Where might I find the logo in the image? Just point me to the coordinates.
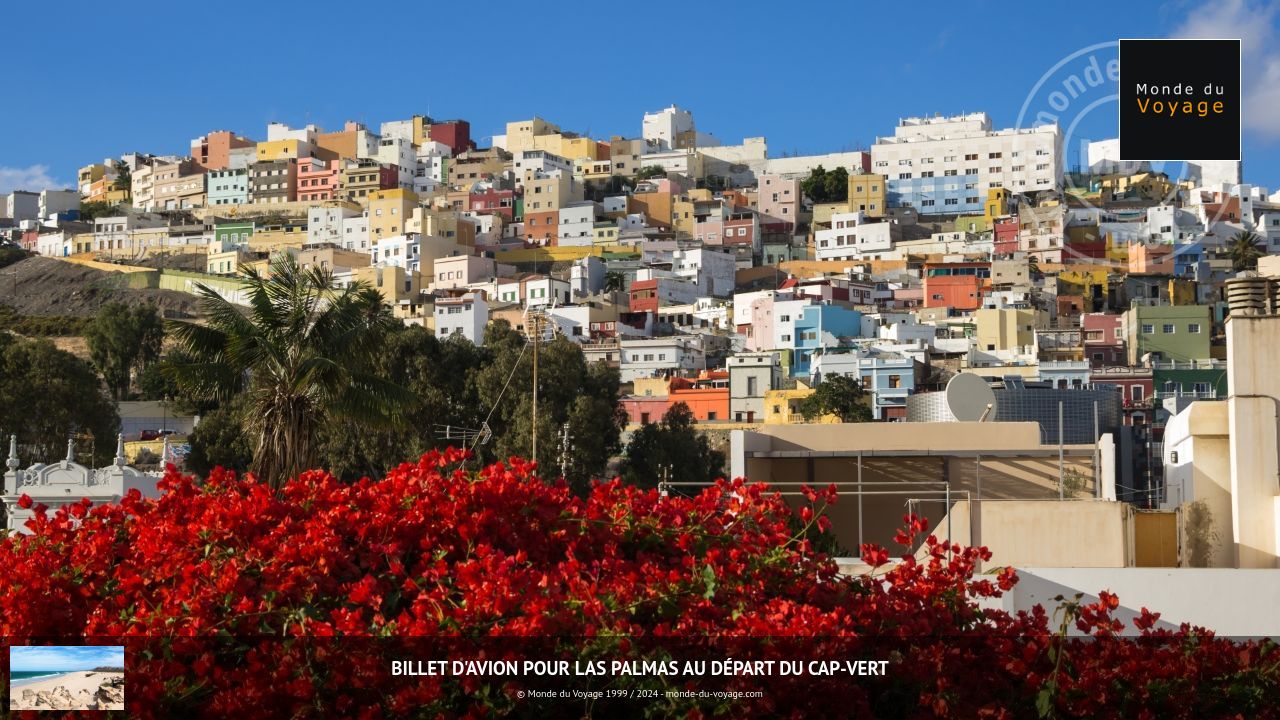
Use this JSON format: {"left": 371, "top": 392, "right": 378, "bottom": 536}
{"left": 1120, "top": 39, "right": 1241, "bottom": 161}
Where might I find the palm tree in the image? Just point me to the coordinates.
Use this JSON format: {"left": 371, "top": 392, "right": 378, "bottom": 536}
{"left": 165, "top": 254, "right": 409, "bottom": 488}
{"left": 1227, "top": 230, "right": 1265, "bottom": 271}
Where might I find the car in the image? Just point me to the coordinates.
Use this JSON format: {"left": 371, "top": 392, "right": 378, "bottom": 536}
{"left": 138, "top": 429, "right": 179, "bottom": 441}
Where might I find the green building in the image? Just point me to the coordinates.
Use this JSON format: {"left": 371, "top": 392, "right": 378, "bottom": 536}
{"left": 213, "top": 221, "right": 254, "bottom": 248}
{"left": 1123, "top": 305, "right": 1211, "bottom": 365}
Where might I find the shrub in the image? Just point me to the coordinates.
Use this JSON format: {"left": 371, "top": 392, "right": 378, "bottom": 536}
{"left": 0, "top": 452, "right": 1276, "bottom": 718}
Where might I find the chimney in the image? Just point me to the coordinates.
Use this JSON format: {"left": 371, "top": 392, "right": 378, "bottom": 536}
{"left": 1224, "top": 274, "right": 1275, "bottom": 317}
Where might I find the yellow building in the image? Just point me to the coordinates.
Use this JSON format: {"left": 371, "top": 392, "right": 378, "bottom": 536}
{"left": 593, "top": 223, "right": 620, "bottom": 245}
{"left": 984, "top": 188, "right": 1012, "bottom": 220}
{"left": 368, "top": 188, "right": 419, "bottom": 241}
{"left": 1056, "top": 266, "right": 1110, "bottom": 296}
{"left": 256, "top": 139, "right": 312, "bottom": 162}
{"left": 1099, "top": 172, "right": 1175, "bottom": 202}
{"left": 504, "top": 118, "right": 562, "bottom": 156}
{"left": 78, "top": 163, "right": 109, "bottom": 196}
{"left": 763, "top": 384, "right": 840, "bottom": 425}
{"left": 846, "top": 173, "right": 886, "bottom": 217}
{"left": 974, "top": 308, "right": 1042, "bottom": 352}
{"left": 248, "top": 223, "right": 308, "bottom": 254}
{"left": 354, "top": 264, "right": 424, "bottom": 306}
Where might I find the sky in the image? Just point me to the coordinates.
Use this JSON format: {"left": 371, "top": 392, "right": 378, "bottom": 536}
{"left": 2, "top": 0, "right": 1278, "bottom": 193}
{"left": 10, "top": 646, "right": 124, "bottom": 672}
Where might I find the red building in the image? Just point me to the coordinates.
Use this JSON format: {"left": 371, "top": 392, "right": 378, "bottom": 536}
{"left": 1082, "top": 313, "right": 1126, "bottom": 367}
{"left": 470, "top": 188, "right": 516, "bottom": 220}
{"left": 429, "top": 120, "right": 472, "bottom": 156}
{"left": 629, "top": 279, "right": 659, "bottom": 313}
{"left": 993, "top": 216, "right": 1019, "bottom": 255}
{"left": 922, "top": 262, "right": 989, "bottom": 311}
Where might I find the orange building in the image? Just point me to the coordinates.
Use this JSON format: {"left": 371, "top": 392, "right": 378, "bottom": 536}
{"left": 524, "top": 210, "right": 559, "bottom": 245}
{"left": 922, "top": 261, "right": 990, "bottom": 310}
{"left": 191, "top": 130, "right": 255, "bottom": 170}
{"left": 1128, "top": 242, "right": 1176, "bottom": 274}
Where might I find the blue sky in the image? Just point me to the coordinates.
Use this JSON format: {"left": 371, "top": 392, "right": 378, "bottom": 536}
{"left": 10, "top": 646, "right": 124, "bottom": 672}
{"left": 2, "top": 0, "right": 1278, "bottom": 193}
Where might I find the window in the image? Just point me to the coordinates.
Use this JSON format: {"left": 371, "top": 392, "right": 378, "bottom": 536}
{"left": 964, "top": 154, "right": 978, "bottom": 161}
{"left": 988, "top": 152, "right": 1002, "bottom": 159}
{"left": 965, "top": 168, "right": 978, "bottom": 175}
{"left": 707, "top": 412, "right": 717, "bottom": 421}
{"left": 920, "top": 171, "right": 934, "bottom": 178}
{"left": 1188, "top": 323, "right": 1202, "bottom": 333}
{"left": 989, "top": 167, "right": 1002, "bottom": 174}
{"left": 944, "top": 198, "right": 958, "bottom": 205}
{"left": 1194, "top": 382, "right": 1211, "bottom": 395}
{"left": 898, "top": 173, "right": 911, "bottom": 180}
{"left": 888, "top": 374, "right": 901, "bottom": 388}
{"left": 944, "top": 169, "right": 957, "bottom": 176}
{"left": 1132, "top": 386, "right": 1144, "bottom": 402}
{"left": 1114, "top": 327, "right": 1123, "bottom": 339}
{"left": 1162, "top": 324, "right": 1175, "bottom": 334}
{"left": 1141, "top": 324, "right": 1154, "bottom": 334}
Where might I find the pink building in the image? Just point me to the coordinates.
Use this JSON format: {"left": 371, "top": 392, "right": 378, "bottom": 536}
{"left": 757, "top": 174, "right": 800, "bottom": 232}
{"left": 745, "top": 296, "right": 776, "bottom": 352}
{"left": 297, "top": 159, "right": 339, "bottom": 202}
{"left": 1082, "top": 313, "right": 1126, "bottom": 367}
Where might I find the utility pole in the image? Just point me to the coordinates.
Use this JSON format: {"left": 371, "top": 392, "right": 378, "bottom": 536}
{"left": 559, "top": 422, "right": 571, "bottom": 479}
{"left": 530, "top": 309, "right": 540, "bottom": 467}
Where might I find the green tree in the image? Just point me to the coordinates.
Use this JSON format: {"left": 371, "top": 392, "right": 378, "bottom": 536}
{"left": 620, "top": 402, "right": 724, "bottom": 490}
{"left": 1227, "top": 230, "right": 1265, "bottom": 271}
{"left": 635, "top": 165, "right": 668, "bottom": 181}
{"left": 77, "top": 201, "right": 119, "bottom": 223}
{"left": 85, "top": 302, "right": 165, "bottom": 400}
{"left": 112, "top": 160, "right": 132, "bottom": 192}
{"left": 0, "top": 333, "right": 119, "bottom": 465}
{"left": 184, "top": 399, "right": 254, "bottom": 476}
{"left": 801, "top": 165, "right": 850, "bottom": 204}
{"left": 471, "top": 320, "right": 624, "bottom": 493}
{"left": 603, "top": 271, "right": 626, "bottom": 294}
{"left": 797, "top": 374, "right": 873, "bottom": 423}
{"left": 165, "top": 254, "right": 409, "bottom": 488}
{"left": 318, "top": 326, "right": 485, "bottom": 481}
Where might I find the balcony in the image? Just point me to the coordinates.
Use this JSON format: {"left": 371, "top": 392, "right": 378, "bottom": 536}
{"left": 1151, "top": 359, "right": 1225, "bottom": 371}
{"left": 1153, "top": 388, "right": 1219, "bottom": 400}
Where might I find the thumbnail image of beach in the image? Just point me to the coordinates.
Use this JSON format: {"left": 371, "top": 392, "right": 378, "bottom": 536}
{"left": 8, "top": 645, "right": 125, "bottom": 711}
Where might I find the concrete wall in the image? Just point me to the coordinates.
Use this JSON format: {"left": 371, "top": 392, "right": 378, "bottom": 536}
{"left": 932, "top": 499, "right": 1136, "bottom": 568}
{"left": 991, "top": 567, "right": 1280, "bottom": 636}
{"left": 1162, "top": 401, "right": 1234, "bottom": 567}
{"left": 1226, "top": 314, "right": 1280, "bottom": 567}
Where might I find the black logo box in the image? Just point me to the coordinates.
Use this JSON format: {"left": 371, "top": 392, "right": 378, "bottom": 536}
{"left": 1119, "top": 39, "right": 1241, "bottom": 161}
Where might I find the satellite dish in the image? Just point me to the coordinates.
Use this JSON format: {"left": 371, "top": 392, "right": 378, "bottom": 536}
{"left": 945, "top": 373, "right": 997, "bottom": 422}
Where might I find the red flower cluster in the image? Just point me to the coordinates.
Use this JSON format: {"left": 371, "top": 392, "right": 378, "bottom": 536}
{"left": 0, "top": 450, "right": 1276, "bottom": 718}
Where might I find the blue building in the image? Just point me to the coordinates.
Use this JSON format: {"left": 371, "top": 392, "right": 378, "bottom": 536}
{"left": 810, "top": 350, "right": 917, "bottom": 420}
{"left": 885, "top": 173, "right": 983, "bottom": 214}
{"left": 792, "top": 304, "right": 863, "bottom": 376}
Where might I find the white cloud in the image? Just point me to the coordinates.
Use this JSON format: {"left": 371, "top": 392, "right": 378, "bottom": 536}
{"left": 0, "top": 164, "right": 67, "bottom": 194}
{"left": 1172, "top": 0, "right": 1280, "bottom": 140}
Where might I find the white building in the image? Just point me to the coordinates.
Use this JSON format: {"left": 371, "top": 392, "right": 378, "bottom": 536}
{"left": 341, "top": 212, "right": 371, "bottom": 253}
{"left": 619, "top": 335, "right": 707, "bottom": 382}
{"left": 3, "top": 191, "right": 38, "bottom": 222}
{"left": 557, "top": 202, "right": 597, "bottom": 246}
{"left": 871, "top": 113, "right": 1061, "bottom": 215}
{"left": 1085, "top": 139, "right": 1150, "bottom": 176}
{"left": 814, "top": 215, "right": 899, "bottom": 261}
{"left": 671, "top": 247, "right": 736, "bottom": 297}
{"left": 728, "top": 351, "right": 783, "bottom": 422}
{"left": 308, "top": 204, "right": 361, "bottom": 246}
{"left": 374, "top": 234, "right": 423, "bottom": 272}
{"left": 642, "top": 105, "right": 697, "bottom": 151}
{"left": 434, "top": 292, "right": 489, "bottom": 344}
{"left": 432, "top": 254, "right": 497, "bottom": 291}
{"left": 1, "top": 436, "right": 160, "bottom": 534}
{"left": 38, "top": 189, "right": 79, "bottom": 219}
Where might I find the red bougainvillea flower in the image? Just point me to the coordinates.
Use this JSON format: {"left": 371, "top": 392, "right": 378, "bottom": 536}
{"left": 0, "top": 449, "right": 1275, "bottom": 719}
